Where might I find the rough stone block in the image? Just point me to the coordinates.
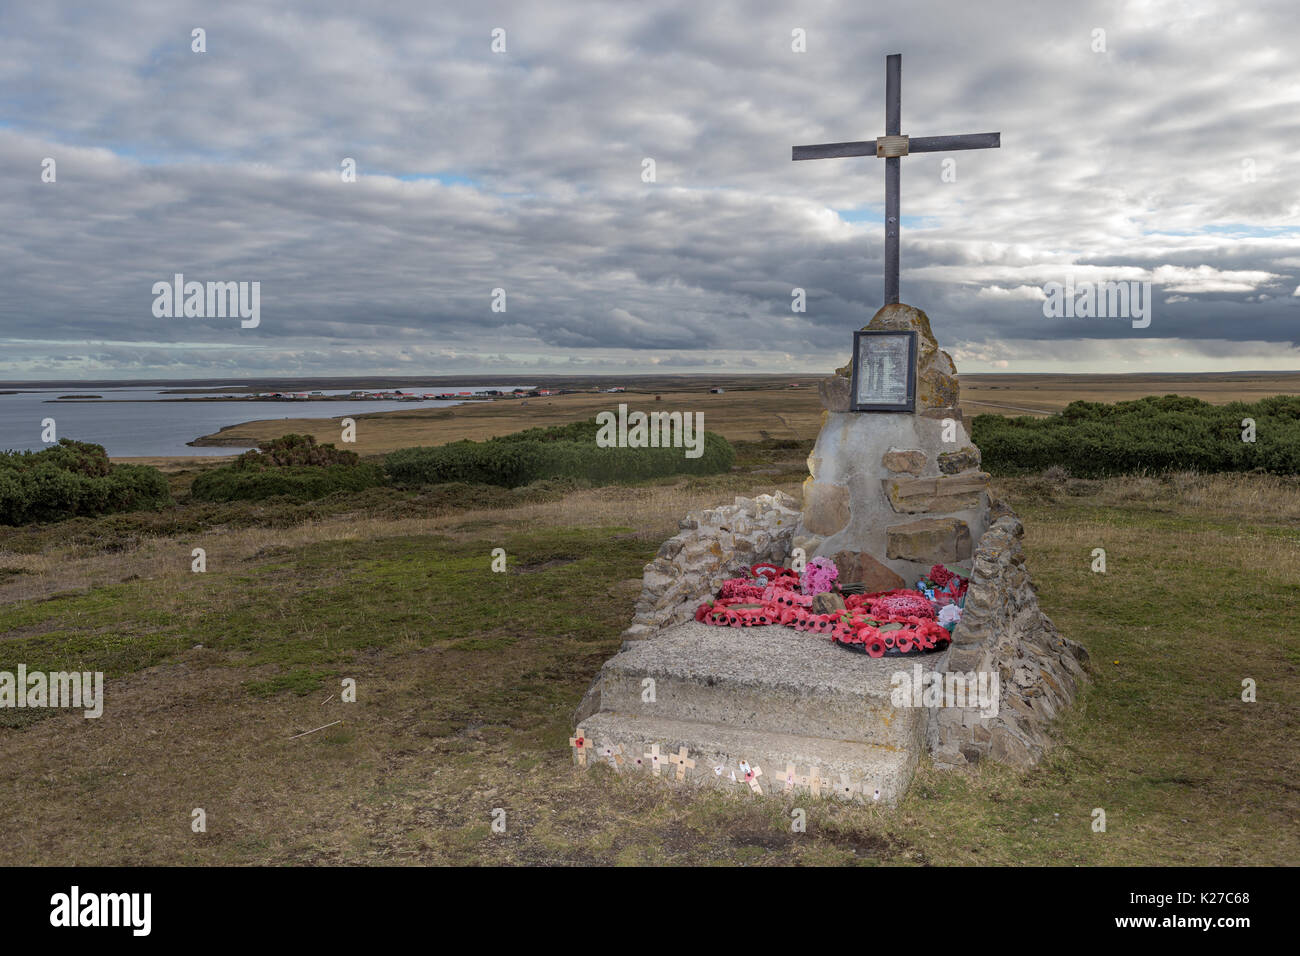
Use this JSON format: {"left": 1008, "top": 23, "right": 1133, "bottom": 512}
{"left": 918, "top": 349, "right": 959, "bottom": 409}
{"left": 643, "top": 568, "right": 675, "bottom": 592}
{"left": 818, "top": 374, "right": 852, "bottom": 412}
{"left": 882, "top": 473, "right": 989, "bottom": 514}
{"left": 939, "top": 471, "right": 990, "bottom": 494}
{"left": 882, "top": 447, "right": 927, "bottom": 475}
{"left": 802, "top": 481, "right": 852, "bottom": 536}
{"left": 930, "top": 748, "right": 966, "bottom": 768}
{"left": 830, "top": 549, "right": 906, "bottom": 593}
{"left": 865, "top": 302, "right": 939, "bottom": 367}
{"left": 886, "top": 517, "right": 972, "bottom": 564}
{"left": 937, "top": 446, "right": 982, "bottom": 474}
{"left": 988, "top": 727, "right": 1035, "bottom": 767}
{"left": 657, "top": 537, "right": 684, "bottom": 559}
{"left": 991, "top": 514, "right": 1025, "bottom": 538}
{"left": 811, "top": 591, "right": 846, "bottom": 614}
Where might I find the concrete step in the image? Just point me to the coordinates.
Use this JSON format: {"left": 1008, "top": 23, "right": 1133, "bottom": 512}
{"left": 578, "top": 710, "right": 918, "bottom": 806}
{"left": 594, "top": 621, "right": 938, "bottom": 747}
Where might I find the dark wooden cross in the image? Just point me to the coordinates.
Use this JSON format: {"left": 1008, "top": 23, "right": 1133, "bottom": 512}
{"left": 793, "top": 53, "right": 1000, "bottom": 305}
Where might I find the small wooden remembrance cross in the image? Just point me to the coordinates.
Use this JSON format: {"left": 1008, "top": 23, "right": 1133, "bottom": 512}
{"left": 796, "top": 765, "right": 823, "bottom": 798}
{"left": 644, "top": 743, "right": 667, "bottom": 776}
{"left": 793, "top": 53, "right": 1000, "bottom": 305}
{"left": 669, "top": 746, "right": 696, "bottom": 782}
{"left": 569, "top": 728, "right": 592, "bottom": 766}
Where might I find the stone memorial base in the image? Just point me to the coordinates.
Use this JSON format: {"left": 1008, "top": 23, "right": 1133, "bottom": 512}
{"left": 575, "top": 621, "right": 936, "bottom": 805}
{"left": 575, "top": 500, "right": 1089, "bottom": 802}
{"left": 795, "top": 409, "right": 989, "bottom": 584}
{"left": 795, "top": 303, "right": 991, "bottom": 584}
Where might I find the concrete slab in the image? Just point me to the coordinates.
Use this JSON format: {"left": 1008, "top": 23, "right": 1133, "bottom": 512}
{"left": 597, "top": 622, "right": 939, "bottom": 746}
{"left": 576, "top": 622, "right": 945, "bottom": 805}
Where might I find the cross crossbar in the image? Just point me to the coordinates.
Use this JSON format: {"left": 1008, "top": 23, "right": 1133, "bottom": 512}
{"left": 792, "top": 53, "right": 1000, "bottom": 304}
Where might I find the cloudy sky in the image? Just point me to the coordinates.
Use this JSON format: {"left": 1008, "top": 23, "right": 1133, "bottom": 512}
{"left": 2, "top": 0, "right": 1298, "bottom": 380}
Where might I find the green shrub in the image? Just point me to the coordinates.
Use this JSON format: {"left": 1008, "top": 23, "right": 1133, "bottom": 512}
{"left": 188, "top": 434, "right": 387, "bottom": 503}
{"left": 191, "top": 462, "right": 386, "bottom": 502}
{"left": 385, "top": 418, "right": 735, "bottom": 488}
{"left": 489, "top": 420, "right": 603, "bottom": 443}
{"left": 0, "top": 440, "right": 171, "bottom": 525}
{"left": 230, "top": 433, "right": 361, "bottom": 469}
{"left": 24, "top": 438, "right": 114, "bottom": 477}
{"left": 972, "top": 394, "right": 1300, "bottom": 477}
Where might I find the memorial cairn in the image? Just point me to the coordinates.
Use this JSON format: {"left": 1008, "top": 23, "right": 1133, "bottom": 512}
{"left": 571, "top": 55, "right": 1087, "bottom": 806}
{"left": 572, "top": 303, "right": 1088, "bottom": 805}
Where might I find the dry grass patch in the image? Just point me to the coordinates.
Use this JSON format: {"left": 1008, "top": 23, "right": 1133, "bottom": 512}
{"left": 0, "top": 472, "right": 802, "bottom": 607}
{"left": 188, "top": 390, "right": 830, "bottom": 456}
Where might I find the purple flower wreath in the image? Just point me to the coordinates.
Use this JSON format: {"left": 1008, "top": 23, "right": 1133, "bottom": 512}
{"left": 799, "top": 556, "right": 839, "bottom": 596}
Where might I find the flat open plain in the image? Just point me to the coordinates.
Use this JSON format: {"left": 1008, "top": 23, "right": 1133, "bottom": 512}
{"left": 120, "top": 371, "right": 1300, "bottom": 464}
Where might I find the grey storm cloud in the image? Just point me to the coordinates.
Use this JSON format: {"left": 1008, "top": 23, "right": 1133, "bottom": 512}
{"left": 1, "top": 0, "right": 1298, "bottom": 379}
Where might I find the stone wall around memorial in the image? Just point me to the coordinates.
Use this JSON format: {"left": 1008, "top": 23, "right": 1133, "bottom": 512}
{"left": 925, "top": 499, "right": 1091, "bottom": 769}
{"left": 618, "top": 491, "right": 802, "bottom": 642}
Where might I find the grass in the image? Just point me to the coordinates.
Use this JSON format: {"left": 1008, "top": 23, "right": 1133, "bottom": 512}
{"left": 0, "top": 526, "right": 648, "bottom": 678}
{"left": 0, "top": 457, "right": 1296, "bottom": 865}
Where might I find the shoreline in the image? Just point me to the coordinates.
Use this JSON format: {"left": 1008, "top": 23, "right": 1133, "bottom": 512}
{"left": 45, "top": 395, "right": 497, "bottom": 404}
{"left": 185, "top": 402, "right": 472, "bottom": 449}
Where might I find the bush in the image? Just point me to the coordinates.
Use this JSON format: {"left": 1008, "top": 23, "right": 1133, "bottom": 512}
{"left": 489, "top": 420, "right": 601, "bottom": 444}
{"left": 0, "top": 440, "right": 171, "bottom": 525}
{"left": 972, "top": 394, "right": 1300, "bottom": 477}
{"left": 190, "top": 462, "right": 387, "bottom": 503}
{"left": 230, "top": 433, "right": 362, "bottom": 469}
{"left": 385, "top": 418, "right": 735, "bottom": 488}
{"left": 189, "top": 435, "right": 385, "bottom": 503}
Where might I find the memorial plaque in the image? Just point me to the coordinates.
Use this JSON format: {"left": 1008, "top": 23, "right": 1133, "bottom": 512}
{"left": 849, "top": 329, "right": 917, "bottom": 412}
